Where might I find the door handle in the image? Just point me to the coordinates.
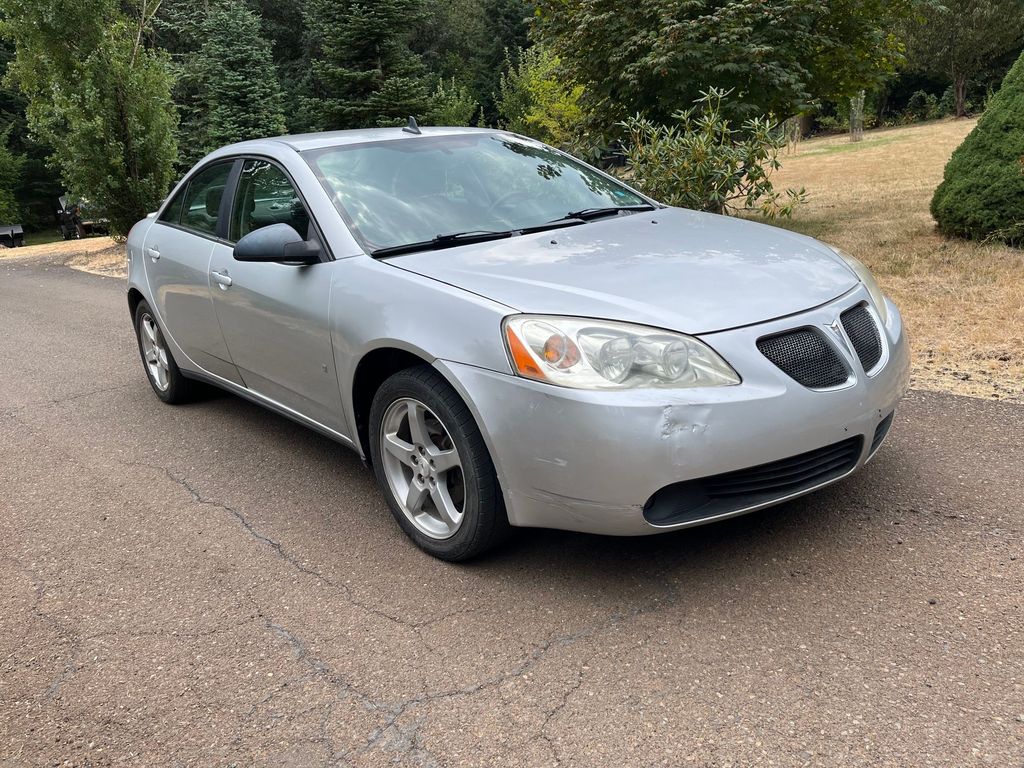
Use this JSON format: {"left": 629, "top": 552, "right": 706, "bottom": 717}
{"left": 211, "top": 270, "right": 232, "bottom": 288}
{"left": 145, "top": 246, "right": 160, "bottom": 261}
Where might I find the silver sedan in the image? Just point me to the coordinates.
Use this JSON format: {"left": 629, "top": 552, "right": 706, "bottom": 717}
{"left": 126, "top": 126, "right": 910, "bottom": 560}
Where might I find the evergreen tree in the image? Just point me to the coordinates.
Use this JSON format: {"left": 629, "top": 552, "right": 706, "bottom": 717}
{"left": 301, "top": 0, "right": 430, "bottom": 130}
{"left": 417, "top": 0, "right": 487, "bottom": 87}
{"left": 247, "top": 0, "right": 308, "bottom": 132}
{"left": 412, "top": 0, "right": 531, "bottom": 126}
{"left": 0, "top": 35, "right": 61, "bottom": 231}
{"left": 475, "top": 0, "right": 531, "bottom": 125}
{"left": 178, "top": 1, "right": 287, "bottom": 166}
{"left": 931, "top": 52, "right": 1024, "bottom": 244}
{"left": 0, "top": 127, "right": 23, "bottom": 224}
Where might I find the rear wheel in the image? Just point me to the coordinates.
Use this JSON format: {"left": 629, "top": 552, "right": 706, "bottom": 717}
{"left": 369, "top": 366, "right": 508, "bottom": 560}
{"left": 133, "top": 300, "right": 194, "bottom": 404}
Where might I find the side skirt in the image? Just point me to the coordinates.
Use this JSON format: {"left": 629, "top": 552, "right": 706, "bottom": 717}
{"left": 183, "top": 368, "right": 361, "bottom": 455}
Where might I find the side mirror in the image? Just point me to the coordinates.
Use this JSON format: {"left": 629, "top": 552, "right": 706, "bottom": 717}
{"left": 233, "top": 223, "right": 320, "bottom": 264}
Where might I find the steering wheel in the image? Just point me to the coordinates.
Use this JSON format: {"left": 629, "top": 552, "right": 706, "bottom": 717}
{"left": 485, "top": 189, "right": 532, "bottom": 216}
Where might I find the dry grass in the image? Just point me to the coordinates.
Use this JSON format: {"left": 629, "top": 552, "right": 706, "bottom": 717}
{"left": 772, "top": 119, "right": 1024, "bottom": 403}
{"left": 1, "top": 236, "right": 125, "bottom": 277}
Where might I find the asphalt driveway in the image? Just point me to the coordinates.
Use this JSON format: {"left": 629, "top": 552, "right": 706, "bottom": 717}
{"left": 1, "top": 255, "right": 1022, "bottom": 767}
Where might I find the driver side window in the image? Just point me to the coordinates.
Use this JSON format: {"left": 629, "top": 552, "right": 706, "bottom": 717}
{"left": 230, "top": 160, "right": 310, "bottom": 242}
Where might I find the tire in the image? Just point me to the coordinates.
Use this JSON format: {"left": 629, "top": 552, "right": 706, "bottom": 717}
{"left": 133, "top": 300, "right": 194, "bottom": 404}
{"left": 369, "top": 366, "right": 509, "bottom": 561}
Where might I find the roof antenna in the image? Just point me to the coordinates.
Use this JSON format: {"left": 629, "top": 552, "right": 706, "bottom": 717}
{"left": 403, "top": 116, "right": 421, "bottom": 135}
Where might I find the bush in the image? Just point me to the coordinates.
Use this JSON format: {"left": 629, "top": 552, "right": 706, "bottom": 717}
{"left": 904, "top": 90, "right": 940, "bottom": 122}
{"left": 937, "top": 86, "right": 957, "bottom": 117}
{"left": 932, "top": 52, "right": 1024, "bottom": 244}
{"left": 620, "top": 89, "right": 806, "bottom": 219}
{"left": 496, "top": 47, "right": 586, "bottom": 153}
{"left": 425, "top": 78, "right": 480, "bottom": 127}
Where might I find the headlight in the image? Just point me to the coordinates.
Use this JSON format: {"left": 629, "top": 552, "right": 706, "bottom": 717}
{"left": 831, "top": 246, "right": 889, "bottom": 324}
{"left": 503, "top": 315, "right": 740, "bottom": 389}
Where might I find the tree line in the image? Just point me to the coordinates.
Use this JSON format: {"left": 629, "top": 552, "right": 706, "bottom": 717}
{"left": 0, "top": 0, "right": 1021, "bottom": 236}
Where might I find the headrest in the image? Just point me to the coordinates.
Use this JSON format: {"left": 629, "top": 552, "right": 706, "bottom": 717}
{"left": 206, "top": 185, "right": 225, "bottom": 217}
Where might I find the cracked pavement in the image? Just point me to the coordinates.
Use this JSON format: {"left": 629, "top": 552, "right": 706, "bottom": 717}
{"left": 1, "top": 254, "right": 1022, "bottom": 767}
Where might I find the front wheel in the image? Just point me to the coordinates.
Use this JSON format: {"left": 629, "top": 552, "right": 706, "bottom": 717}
{"left": 369, "top": 366, "right": 508, "bottom": 561}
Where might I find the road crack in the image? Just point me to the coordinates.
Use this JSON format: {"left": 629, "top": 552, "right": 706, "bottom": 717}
{"left": 127, "top": 461, "right": 463, "bottom": 633}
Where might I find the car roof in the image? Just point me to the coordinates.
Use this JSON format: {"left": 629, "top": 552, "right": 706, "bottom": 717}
{"left": 220, "top": 126, "right": 505, "bottom": 154}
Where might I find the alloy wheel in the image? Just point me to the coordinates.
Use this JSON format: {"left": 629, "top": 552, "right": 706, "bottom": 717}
{"left": 139, "top": 313, "right": 171, "bottom": 392}
{"left": 379, "top": 397, "right": 465, "bottom": 539}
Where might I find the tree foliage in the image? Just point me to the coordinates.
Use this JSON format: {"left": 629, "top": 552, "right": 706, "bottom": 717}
{"left": 931, "top": 52, "right": 1024, "bottom": 244}
{"left": 620, "top": 89, "right": 806, "bottom": 218}
{"left": 0, "top": 126, "right": 22, "bottom": 222}
{"left": 178, "top": 1, "right": 286, "bottom": 167}
{"left": 903, "top": 0, "right": 1024, "bottom": 117}
{"left": 424, "top": 78, "right": 480, "bottom": 126}
{"left": 3, "top": 0, "right": 1023, "bottom": 239}
{"left": 0, "top": 0, "right": 177, "bottom": 237}
{"left": 497, "top": 46, "right": 586, "bottom": 152}
{"left": 0, "top": 35, "right": 60, "bottom": 229}
{"left": 534, "top": 0, "right": 921, "bottom": 131}
{"left": 301, "top": 0, "right": 430, "bottom": 130}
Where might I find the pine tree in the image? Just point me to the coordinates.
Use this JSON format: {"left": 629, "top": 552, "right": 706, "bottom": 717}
{"left": 0, "top": 127, "right": 23, "bottom": 224}
{"left": 301, "top": 0, "right": 430, "bottom": 130}
{"left": 932, "top": 52, "right": 1024, "bottom": 244}
{"left": 475, "top": 0, "right": 531, "bottom": 125}
{"left": 0, "top": 36, "right": 60, "bottom": 230}
{"left": 178, "top": 1, "right": 287, "bottom": 166}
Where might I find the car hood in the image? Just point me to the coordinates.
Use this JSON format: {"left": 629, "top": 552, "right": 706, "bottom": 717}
{"left": 389, "top": 207, "right": 859, "bottom": 334}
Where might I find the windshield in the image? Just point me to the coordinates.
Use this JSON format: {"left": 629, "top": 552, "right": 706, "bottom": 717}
{"left": 303, "top": 133, "right": 649, "bottom": 254}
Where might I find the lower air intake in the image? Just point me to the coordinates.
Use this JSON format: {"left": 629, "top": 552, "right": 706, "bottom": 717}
{"left": 644, "top": 437, "right": 864, "bottom": 527}
{"left": 870, "top": 411, "right": 895, "bottom": 455}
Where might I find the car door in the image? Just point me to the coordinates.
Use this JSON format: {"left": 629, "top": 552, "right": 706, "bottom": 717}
{"left": 207, "top": 157, "right": 346, "bottom": 434}
{"left": 143, "top": 160, "right": 244, "bottom": 386}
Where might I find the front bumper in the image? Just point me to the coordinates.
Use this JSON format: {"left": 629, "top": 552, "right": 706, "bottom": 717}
{"left": 438, "top": 287, "right": 910, "bottom": 536}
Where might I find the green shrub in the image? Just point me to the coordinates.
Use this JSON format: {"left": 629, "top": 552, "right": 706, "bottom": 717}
{"left": 620, "top": 89, "right": 806, "bottom": 219}
{"left": 496, "top": 47, "right": 586, "bottom": 153}
{"left": 905, "top": 90, "right": 940, "bottom": 122}
{"left": 425, "top": 78, "right": 480, "bottom": 127}
{"left": 937, "top": 86, "right": 957, "bottom": 117}
{"left": 932, "top": 52, "right": 1024, "bottom": 244}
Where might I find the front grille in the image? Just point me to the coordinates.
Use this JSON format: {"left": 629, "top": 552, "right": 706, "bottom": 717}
{"left": 757, "top": 329, "right": 848, "bottom": 389}
{"left": 870, "top": 411, "right": 895, "bottom": 454}
{"left": 841, "top": 304, "right": 883, "bottom": 371}
{"left": 643, "top": 436, "right": 864, "bottom": 527}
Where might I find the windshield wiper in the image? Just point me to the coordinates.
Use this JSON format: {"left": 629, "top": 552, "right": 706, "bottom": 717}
{"left": 371, "top": 230, "right": 513, "bottom": 257}
{"left": 560, "top": 204, "right": 657, "bottom": 221}
{"left": 370, "top": 219, "right": 588, "bottom": 258}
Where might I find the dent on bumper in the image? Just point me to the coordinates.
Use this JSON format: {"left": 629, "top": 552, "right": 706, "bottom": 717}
{"left": 438, "top": 292, "right": 910, "bottom": 536}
